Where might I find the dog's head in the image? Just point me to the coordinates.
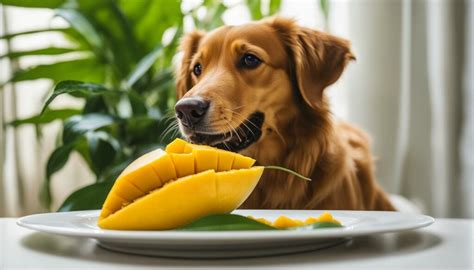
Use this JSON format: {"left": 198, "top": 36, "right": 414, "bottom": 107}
{"left": 175, "top": 17, "right": 354, "bottom": 153}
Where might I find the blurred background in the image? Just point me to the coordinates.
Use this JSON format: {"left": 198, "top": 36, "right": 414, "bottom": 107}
{"left": 0, "top": 0, "right": 472, "bottom": 218}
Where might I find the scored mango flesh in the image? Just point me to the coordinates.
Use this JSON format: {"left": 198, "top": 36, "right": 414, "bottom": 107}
{"left": 98, "top": 138, "right": 263, "bottom": 230}
{"left": 249, "top": 212, "right": 341, "bottom": 229}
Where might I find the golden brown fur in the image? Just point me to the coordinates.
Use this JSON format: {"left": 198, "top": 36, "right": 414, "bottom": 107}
{"left": 175, "top": 17, "right": 395, "bottom": 211}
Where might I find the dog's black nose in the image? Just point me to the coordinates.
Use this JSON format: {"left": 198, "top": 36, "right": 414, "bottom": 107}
{"left": 175, "top": 97, "right": 210, "bottom": 128}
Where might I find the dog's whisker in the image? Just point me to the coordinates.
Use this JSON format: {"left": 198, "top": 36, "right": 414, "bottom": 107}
{"left": 224, "top": 108, "right": 260, "bottom": 130}
{"left": 164, "top": 120, "right": 180, "bottom": 138}
{"left": 214, "top": 97, "right": 258, "bottom": 134}
{"left": 227, "top": 121, "right": 242, "bottom": 142}
{"left": 273, "top": 125, "right": 288, "bottom": 148}
{"left": 224, "top": 111, "right": 257, "bottom": 139}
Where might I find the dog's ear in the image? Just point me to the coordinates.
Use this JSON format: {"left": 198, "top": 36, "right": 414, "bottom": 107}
{"left": 176, "top": 30, "right": 205, "bottom": 99}
{"left": 269, "top": 18, "right": 355, "bottom": 110}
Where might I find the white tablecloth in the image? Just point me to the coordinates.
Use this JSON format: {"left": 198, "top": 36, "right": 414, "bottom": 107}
{"left": 0, "top": 218, "right": 472, "bottom": 269}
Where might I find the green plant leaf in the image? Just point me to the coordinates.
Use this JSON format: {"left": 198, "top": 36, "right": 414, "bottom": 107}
{"left": 0, "top": 0, "right": 65, "bottom": 8}
{"left": 290, "top": 222, "right": 343, "bottom": 230}
{"left": 0, "top": 28, "right": 69, "bottom": 40}
{"left": 58, "top": 180, "right": 114, "bottom": 211}
{"left": 180, "top": 214, "right": 343, "bottom": 231}
{"left": 0, "top": 47, "right": 81, "bottom": 59}
{"left": 204, "top": 3, "right": 226, "bottom": 29}
{"left": 73, "top": 2, "right": 140, "bottom": 77}
{"left": 3, "top": 0, "right": 236, "bottom": 214}
{"left": 42, "top": 80, "right": 109, "bottom": 114}
{"left": 75, "top": 138, "right": 93, "bottom": 173}
{"left": 245, "top": 0, "right": 263, "bottom": 20}
{"left": 62, "top": 113, "right": 116, "bottom": 144}
{"left": 8, "top": 58, "right": 105, "bottom": 85}
{"left": 127, "top": 91, "right": 148, "bottom": 115}
{"left": 320, "top": 0, "right": 329, "bottom": 21}
{"left": 56, "top": 8, "right": 104, "bottom": 52}
{"left": 269, "top": 0, "right": 282, "bottom": 15}
{"left": 82, "top": 95, "right": 109, "bottom": 114}
{"left": 179, "top": 214, "right": 278, "bottom": 231}
{"left": 125, "top": 44, "right": 164, "bottom": 89}
{"left": 97, "top": 157, "right": 134, "bottom": 183}
{"left": 86, "top": 131, "right": 120, "bottom": 176}
{"left": 144, "top": 68, "right": 174, "bottom": 92}
{"left": 120, "top": 0, "right": 182, "bottom": 53}
{"left": 9, "top": 108, "right": 81, "bottom": 127}
{"left": 41, "top": 143, "right": 75, "bottom": 208}
{"left": 46, "top": 144, "right": 75, "bottom": 180}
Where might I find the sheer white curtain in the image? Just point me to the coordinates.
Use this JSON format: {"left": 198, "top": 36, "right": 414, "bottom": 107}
{"left": 328, "top": 0, "right": 473, "bottom": 218}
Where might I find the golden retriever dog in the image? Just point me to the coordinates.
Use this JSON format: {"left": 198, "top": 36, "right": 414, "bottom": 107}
{"left": 174, "top": 17, "right": 395, "bottom": 211}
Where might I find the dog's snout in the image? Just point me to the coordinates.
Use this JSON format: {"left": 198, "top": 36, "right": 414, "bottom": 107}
{"left": 175, "top": 97, "right": 210, "bottom": 128}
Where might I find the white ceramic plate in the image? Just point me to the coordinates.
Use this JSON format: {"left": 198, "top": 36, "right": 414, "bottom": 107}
{"left": 17, "top": 210, "right": 434, "bottom": 259}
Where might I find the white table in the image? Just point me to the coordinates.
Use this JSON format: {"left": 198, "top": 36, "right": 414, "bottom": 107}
{"left": 0, "top": 218, "right": 472, "bottom": 269}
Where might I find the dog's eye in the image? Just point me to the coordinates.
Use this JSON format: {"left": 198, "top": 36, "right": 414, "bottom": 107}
{"left": 193, "top": 63, "right": 202, "bottom": 76}
{"left": 241, "top": 54, "right": 262, "bottom": 69}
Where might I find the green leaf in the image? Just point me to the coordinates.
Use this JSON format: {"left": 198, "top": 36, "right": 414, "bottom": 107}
{"left": 78, "top": 2, "right": 140, "bottom": 77}
{"left": 179, "top": 214, "right": 278, "bottom": 231}
{"left": 0, "top": 28, "right": 69, "bottom": 40}
{"left": 180, "top": 214, "right": 343, "bottom": 231}
{"left": 42, "top": 81, "right": 109, "bottom": 114}
{"left": 46, "top": 144, "right": 75, "bottom": 180}
{"left": 56, "top": 9, "right": 104, "bottom": 52}
{"left": 0, "top": 0, "right": 65, "bottom": 8}
{"left": 245, "top": 0, "right": 263, "bottom": 20}
{"left": 320, "top": 0, "right": 329, "bottom": 21}
{"left": 127, "top": 92, "right": 148, "bottom": 115}
{"left": 58, "top": 181, "right": 114, "bottom": 211}
{"left": 269, "top": 0, "right": 282, "bottom": 15}
{"left": 0, "top": 47, "right": 80, "bottom": 59}
{"left": 290, "top": 222, "right": 343, "bottom": 230}
{"left": 9, "top": 108, "right": 81, "bottom": 127}
{"left": 86, "top": 131, "right": 120, "bottom": 176}
{"left": 8, "top": 58, "right": 105, "bottom": 85}
{"left": 82, "top": 96, "right": 109, "bottom": 114}
{"left": 97, "top": 158, "right": 134, "bottom": 183}
{"left": 144, "top": 68, "right": 174, "bottom": 92}
{"left": 125, "top": 44, "right": 164, "bottom": 89}
{"left": 41, "top": 143, "right": 75, "bottom": 208}
{"left": 120, "top": 0, "right": 182, "bottom": 53}
{"left": 62, "top": 113, "right": 116, "bottom": 144}
{"left": 122, "top": 115, "right": 159, "bottom": 145}
{"left": 204, "top": 3, "right": 226, "bottom": 29}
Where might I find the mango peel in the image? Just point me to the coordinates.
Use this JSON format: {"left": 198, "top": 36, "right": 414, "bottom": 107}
{"left": 98, "top": 139, "right": 263, "bottom": 230}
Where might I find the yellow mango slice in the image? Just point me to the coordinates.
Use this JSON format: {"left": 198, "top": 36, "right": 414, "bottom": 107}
{"left": 170, "top": 153, "right": 195, "bottom": 178}
{"left": 304, "top": 212, "right": 341, "bottom": 225}
{"left": 99, "top": 167, "right": 265, "bottom": 230}
{"left": 99, "top": 170, "right": 218, "bottom": 230}
{"left": 272, "top": 216, "right": 305, "bottom": 228}
{"left": 99, "top": 138, "right": 264, "bottom": 230}
{"left": 99, "top": 149, "right": 174, "bottom": 220}
{"left": 232, "top": 155, "right": 255, "bottom": 169}
{"left": 165, "top": 138, "right": 187, "bottom": 153}
{"left": 165, "top": 138, "right": 256, "bottom": 171}
{"left": 215, "top": 167, "right": 264, "bottom": 213}
{"left": 216, "top": 150, "right": 235, "bottom": 171}
{"left": 102, "top": 193, "right": 128, "bottom": 217}
{"left": 193, "top": 149, "right": 219, "bottom": 172}
{"left": 184, "top": 143, "right": 213, "bottom": 153}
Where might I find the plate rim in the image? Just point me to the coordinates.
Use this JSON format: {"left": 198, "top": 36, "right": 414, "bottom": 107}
{"left": 16, "top": 209, "right": 435, "bottom": 241}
